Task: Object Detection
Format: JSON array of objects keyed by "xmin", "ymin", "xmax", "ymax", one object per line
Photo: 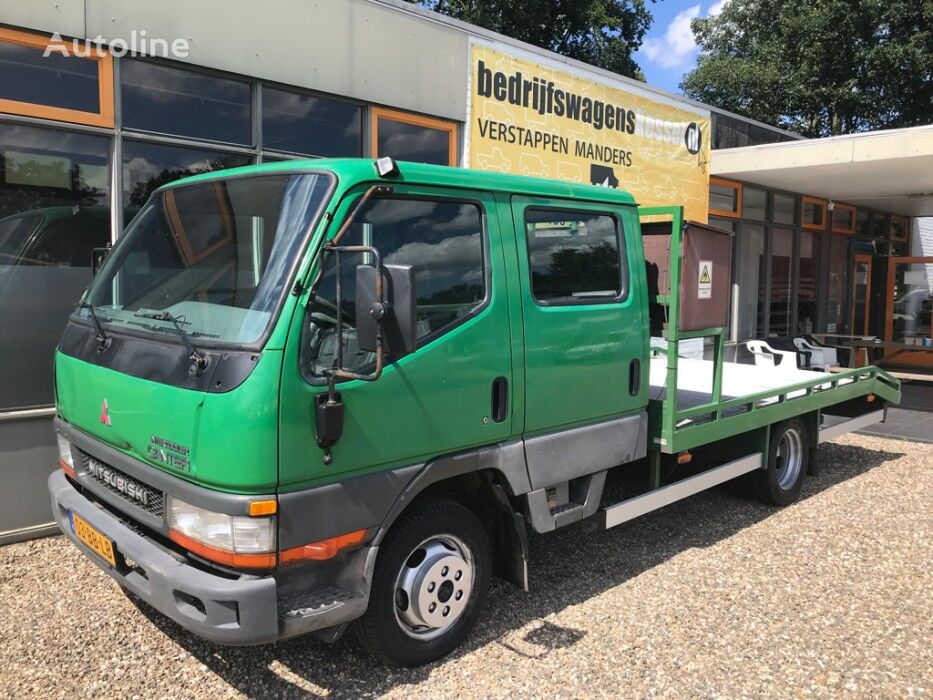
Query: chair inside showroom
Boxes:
[
  {"xmin": 745, "ymin": 340, "xmax": 809, "ymax": 374},
  {"xmin": 793, "ymin": 336, "xmax": 838, "ymax": 371}
]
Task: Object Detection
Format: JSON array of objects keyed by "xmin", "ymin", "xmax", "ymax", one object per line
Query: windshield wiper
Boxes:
[
  {"xmin": 134, "ymin": 311, "xmax": 209, "ymax": 376},
  {"xmin": 77, "ymin": 301, "xmax": 112, "ymax": 352}
]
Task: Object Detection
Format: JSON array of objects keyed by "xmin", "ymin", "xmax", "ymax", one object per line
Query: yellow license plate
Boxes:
[{"xmin": 72, "ymin": 512, "xmax": 117, "ymax": 567}]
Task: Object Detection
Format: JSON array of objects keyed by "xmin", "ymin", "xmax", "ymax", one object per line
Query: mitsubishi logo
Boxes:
[{"xmin": 99, "ymin": 399, "xmax": 111, "ymax": 426}]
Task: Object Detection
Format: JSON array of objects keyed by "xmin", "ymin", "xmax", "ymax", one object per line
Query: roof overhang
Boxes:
[{"xmin": 711, "ymin": 125, "xmax": 933, "ymax": 217}]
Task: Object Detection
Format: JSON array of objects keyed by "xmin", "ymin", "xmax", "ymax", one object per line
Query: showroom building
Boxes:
[{"xmin": 0, "ymin": 0, "xmax": 929, "ymax": 542}]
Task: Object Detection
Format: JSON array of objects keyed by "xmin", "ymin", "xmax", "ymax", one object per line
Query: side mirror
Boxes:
[
  {"xmin": 356, "ymin": 264, "xmax": 417, "ymax": 357},
  {"xmin": 91, "ymin": 245, "xmax": 111, "ymax": 275}
]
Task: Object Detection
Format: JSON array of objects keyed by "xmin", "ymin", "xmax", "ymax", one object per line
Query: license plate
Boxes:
[{"xmin": 71, "ymin": 511, "xmax": 117, "ymax": 567}]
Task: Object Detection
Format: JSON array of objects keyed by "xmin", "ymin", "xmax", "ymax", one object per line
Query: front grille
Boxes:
[{"xmin": 77, "ymin": 449, "xmax": 165, "ymax": 519}]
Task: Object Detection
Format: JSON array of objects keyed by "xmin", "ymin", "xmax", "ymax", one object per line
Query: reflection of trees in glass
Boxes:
[
  {"xmin": 533, "ymin": 240, "xmax": 619, "ymax": 297},
  {"xmin": 0, "ymin": 151, "xmax": 106, "ymax": 218},
  {"xmin": 128, "ymin": 160, "xmax": 230, "ymax": 209},
  {"xmin": 419, "ymin": 283, "xmax": 484, "ymax": 306}
]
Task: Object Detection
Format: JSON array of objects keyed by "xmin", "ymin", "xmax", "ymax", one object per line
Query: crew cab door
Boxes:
[
  {"xmin": 509, "ymin": 197, "xmax": 647, "ymax": 438},
  {"xmin": 278, "ymin": 185, "xmax": 514, "ymax": 492}
]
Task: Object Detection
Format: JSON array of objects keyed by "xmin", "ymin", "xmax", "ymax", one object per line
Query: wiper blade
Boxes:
[
  {"xmin": 77, "ymin": 301, "xmax": 111, "ymax": 352},
  {"xmin": 134, "ymin": 310, "xmax": 209, "ymax": 376}
]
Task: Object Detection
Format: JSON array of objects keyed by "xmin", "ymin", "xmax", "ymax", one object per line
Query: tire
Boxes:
[
  {"xmin": 352, "ymin": 498, "xmax": 491, "ymax": 667},
  {"xmin": 749, "ymin": 418, "xmax": 809, "ymax": 506}
]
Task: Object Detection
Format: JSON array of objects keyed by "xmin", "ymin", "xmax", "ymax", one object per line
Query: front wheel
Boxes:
[
  {"xmin": 353, "ymin": 498, "xmax": 491, "ymax": 666},
  {"xmin": 750, "ymin": 418, "xmax": 809, "ymax": 506}
]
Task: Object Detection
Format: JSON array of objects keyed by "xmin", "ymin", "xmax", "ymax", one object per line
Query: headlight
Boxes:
[
  {"xmin": 167, "ymin": 496, "xmax": 276, "ymax": 568},
  {"xmin": 57, "ymin": 434, "xmax": 75, "ymax": 471}
]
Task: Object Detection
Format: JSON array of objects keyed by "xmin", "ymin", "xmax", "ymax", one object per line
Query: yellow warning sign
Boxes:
[
  {"xmin": 698, "ymin": 260, "xmax": 712, "ymax": 299},
  {"xmin": 467, "ymin": 41, "xmax": 712, "ymax": 221}
]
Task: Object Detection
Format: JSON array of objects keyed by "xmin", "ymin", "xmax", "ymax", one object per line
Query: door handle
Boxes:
[
  {"xmin": 491, "ymin": 376, "xmax": 508, "ymax": 423},
  {"xmin": 629, "ymin": 359, "xmax": 640, "ymax": 396}
]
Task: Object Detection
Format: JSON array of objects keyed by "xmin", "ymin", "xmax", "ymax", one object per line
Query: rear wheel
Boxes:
[
  {"xmin": 353, "ymin": 498, "xmax": 490, "ymax": 666},
  {"xmin": 750, "ymin": 418, "xmax": 809, "ymax": 506}
]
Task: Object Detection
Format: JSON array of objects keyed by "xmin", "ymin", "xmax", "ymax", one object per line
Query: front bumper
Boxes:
[{"xmin": 49, "ymin": 470, "xmax": 370, "ymax": 645}]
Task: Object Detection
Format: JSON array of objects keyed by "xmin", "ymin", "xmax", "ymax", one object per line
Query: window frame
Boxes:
[
  {"xmin": 708, "ymin": 177, "xmax": 743, "ymax": 219},
  {"xmin": 831, "ymin": 202, "xmax": 856, "ymax": 234},
  {"xmin": 300, "ymin": 189, "xmax": 492, "ymax": 384},
  {"xmin": 801, "ymin": 195, "xmax": 828, "ymax": 231},
  {"xmin": 889, "ymin": 214, "xmax": 909, "ymax": 242},
  {"xmin": 523, "ymin": 205, "xmax": 629, "ymax": 307},
  {"xmin": 0, "ymin": 28, "xmax": 114, "ymax": 128},
  {"xmin": 370, "ymin": 106, "xmax": 458, "ymax": 166}
]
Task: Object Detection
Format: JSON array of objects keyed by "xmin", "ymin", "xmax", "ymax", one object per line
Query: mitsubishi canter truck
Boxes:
[{"xmin": 50, "ymin": 158, "xmax": 900, "ymax": 666}]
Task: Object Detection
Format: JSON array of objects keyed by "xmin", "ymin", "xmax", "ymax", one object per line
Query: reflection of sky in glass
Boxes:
[
  {"xmin": 262, "ymin": 88, "xmax": 362, "ymax": 157},
  {"xmin": 122, "ymin": 58, "xmax": 251, "ymax": 144},
  {"xmin": 377, "ymin": 119, "xmax": 450, "ymax": 165}
]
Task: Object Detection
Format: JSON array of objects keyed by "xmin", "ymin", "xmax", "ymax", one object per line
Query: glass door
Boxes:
[{"xmin": 851, "ymin": 254, "xmax": 873, "ymax": 336}]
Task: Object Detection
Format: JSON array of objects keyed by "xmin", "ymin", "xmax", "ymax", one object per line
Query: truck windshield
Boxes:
[{"xmin": 82, "ymin": 172, "xmax": 331, "ymax": 346}]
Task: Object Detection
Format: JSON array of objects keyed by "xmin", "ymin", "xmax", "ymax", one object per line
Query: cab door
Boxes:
[
  {"xmin": 509, "ymin": 196, "xmax": 647, "ymax": 437},
  {"xmin": 278, "ymin": 185, "xmax": 514, "ymax": 491}
]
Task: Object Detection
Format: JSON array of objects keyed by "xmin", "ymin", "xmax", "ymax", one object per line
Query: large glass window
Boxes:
[
  {"xmin": 889, "ymin": 258, "xmax": 933, "ymax": 345},
  {"xmin": 827, "ymin": 235, "xmax": 851, "ymax": 334},
  {"xmin": 84, "ymin": 173, "xmax": 332, "ymax": 346},
  {"xmin": 797, "ymin": 230, "xmax": 821, "ymax": 333},
  {"xmin": 769, "ymin": 228, "xmax": 794, "ymax": 336},
  {"xmin": 302, "ymin": 196, "xmax": 486, "ymax": 377},
  {"xmin": 372, "ymin": 108, "xmax": 457, "ymax": 166},
  {"xmin": 742, "ymin": 186, "xmax": 767, "ymax": 221},
  {"xmin": 262, "ymin": 87, "xmax": 362, "ymax": 157},
  {"xmin": 733, "ymin": 223, "xmax": 766, "ymax": 341},
  {"xmin": 524, "ymin": 209, "xmax": 626, "ymax": 304},
  {"xmin": 0, "ymin": 28, "xmax": 113, "ymax": 127},
  {"xmin": 773, "ymin": 193, "xmax": 795, "ymax": 225},
  {"xmin": 121, "ymin": 59, "xmax": 251, "ymax": 145},
  {"xmin": 122, "ymin": 140, "xmax": 252, "ymax": 212},
  {"xmin": 0, "ymin": 123, "xmax": 111, "ymax": 409}
]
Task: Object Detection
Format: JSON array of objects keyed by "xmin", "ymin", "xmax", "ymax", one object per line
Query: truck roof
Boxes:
[{"xmin": 160, "ymin": 158, "xmax": 639, "ymax": 207}]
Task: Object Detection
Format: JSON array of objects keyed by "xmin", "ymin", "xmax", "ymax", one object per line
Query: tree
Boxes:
[
  {"xmin": 680, "ymin": 0, "xmax": 933, "ymax": 136},
  {"xmin": 406, "ymin": 0, "xmax": 654, "ymax": 80}
]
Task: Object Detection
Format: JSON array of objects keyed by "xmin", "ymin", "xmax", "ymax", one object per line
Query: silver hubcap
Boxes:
[
  {"xmin": 775, "ymin": 427, "xmax": 803, "ymax": 490},
  {"xmin": 394, "ymin": 535, "xmax": 474, "ymax": 640}
]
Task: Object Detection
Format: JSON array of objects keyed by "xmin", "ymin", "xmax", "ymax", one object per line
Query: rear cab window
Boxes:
[{"xmin": 524, "ymin": 207, "xmax": 628, "ymax": 305}]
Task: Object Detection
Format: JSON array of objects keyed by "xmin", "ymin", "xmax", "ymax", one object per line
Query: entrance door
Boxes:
[{"xmin": 851, "ymin": 254, "xmax": 873, "ymax": 335}]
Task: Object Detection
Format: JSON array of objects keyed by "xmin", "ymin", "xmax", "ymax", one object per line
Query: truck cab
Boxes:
[{"xmin": 50, "ymin": 159, "xmax": 650, "ymax": 665}]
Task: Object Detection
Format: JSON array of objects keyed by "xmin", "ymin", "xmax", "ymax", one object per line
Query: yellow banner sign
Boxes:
[{"xmin": 467, "ymin": 43, "xmax": 711, "ymax": 221}]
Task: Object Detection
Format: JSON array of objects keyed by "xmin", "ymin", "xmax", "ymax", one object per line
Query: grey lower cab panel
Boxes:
[
  {"xmin": 601, "ymin": 452, "xmax": 763, "ymax": 529},
  {"xmin": 524, "ymin": 412, "xmax": 648, "ymax": 491}
]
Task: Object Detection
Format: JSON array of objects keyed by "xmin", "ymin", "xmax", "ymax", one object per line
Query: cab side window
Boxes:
[
  {"xmin": 524, "ymin": 208, "xmax": 627, "ymax": 305},
  {"xmin": 301, "ymin": 196, "xmax": 486, "ymax": 379}
]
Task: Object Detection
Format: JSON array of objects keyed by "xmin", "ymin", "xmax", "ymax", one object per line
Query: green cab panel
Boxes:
[{"xmin": 54, "ymin": 350, "xmax": 282, "ymax": 493}]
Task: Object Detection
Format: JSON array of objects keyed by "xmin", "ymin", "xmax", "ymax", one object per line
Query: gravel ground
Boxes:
[{"xmin": 1, "ymin": 433, "xmax": 930, "ymax": 699}]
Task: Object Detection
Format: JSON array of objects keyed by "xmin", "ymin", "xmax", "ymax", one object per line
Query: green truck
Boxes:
[{"xmin": 49, "ymin": 158, "xmax": 900, "ymax": 666}]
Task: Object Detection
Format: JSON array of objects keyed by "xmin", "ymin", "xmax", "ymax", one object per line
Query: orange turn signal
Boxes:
[
  {"xmin": 168, "ymin": 529, "xmax": 277, "ymax": 569},
  {"xmin": 248, "ymin": 499, "xmax": 277, "ymax": 516},
  {"xmin": 279, "ymin": 529, "xmax": 368, "ymax": 565},
  {"xmin": 59, "ymin": 457, "xmax": 76, "ymax": 480},
  {"xmin": 866, "ymin": 394, "xmax": 876, "ymax": 403},
  {"xmin": 677, "ymin": 452, "xmax": 693, "ymax": 465}
]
